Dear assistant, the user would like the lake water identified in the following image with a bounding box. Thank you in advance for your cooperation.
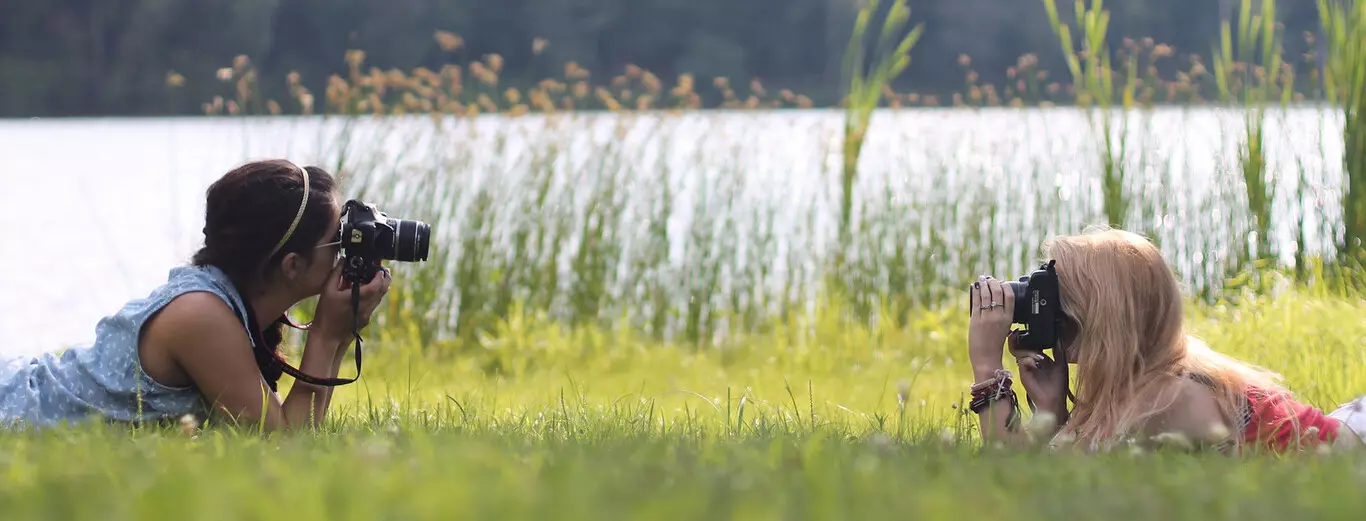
[0,107,1349,358]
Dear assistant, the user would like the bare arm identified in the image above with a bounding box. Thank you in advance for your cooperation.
[1141,378,1238,450]
[973,362,1035,446]
[144,292,344,432]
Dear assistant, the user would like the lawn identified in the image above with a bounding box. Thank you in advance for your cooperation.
[3,285,1366,520]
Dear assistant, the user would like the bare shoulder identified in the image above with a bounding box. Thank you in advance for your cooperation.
[140,291,253,387]
[144,291,247,344]
[1144,377,1232,445]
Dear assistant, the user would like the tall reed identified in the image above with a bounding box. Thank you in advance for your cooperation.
[1040,0,1138,232]
[1318,0,1366,267]
[838,0,923,279]
[179,4,1366,357]
[1212,0,1292,267]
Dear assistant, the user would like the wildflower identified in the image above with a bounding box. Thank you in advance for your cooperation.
[179,414,198,436]
[533,38,549,55]
[216,68,233,81]
[345,50,366,68]
[641,72,661,94]
[1049,430,1077,450]
[435,31,464,52]
[896,380,910,409]
[361,437,391,461]
[1150,432,1194,451]
[233,55,250,71]
[1025,411,1058,443]
[1207,422,1230,441]
[869,432,892,450]
[957,54,971,67]
[564,62,590,80]
[165,71,185,88]
[477,93,498,113]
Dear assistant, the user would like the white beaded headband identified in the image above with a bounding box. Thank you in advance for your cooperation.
[267,161,309,259]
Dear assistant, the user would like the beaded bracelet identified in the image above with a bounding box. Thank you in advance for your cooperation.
[968,369,1023,430]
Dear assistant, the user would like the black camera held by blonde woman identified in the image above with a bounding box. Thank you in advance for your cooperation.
[339,199,431,286]
[1001,260,1064,354]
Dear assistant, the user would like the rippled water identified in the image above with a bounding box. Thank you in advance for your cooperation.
[0,107,1347,357]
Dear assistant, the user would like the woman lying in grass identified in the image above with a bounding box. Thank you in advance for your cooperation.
[0,159,390,432]
[968,228,1366,453]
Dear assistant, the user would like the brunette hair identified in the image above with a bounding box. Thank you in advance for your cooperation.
[191,159,339,388]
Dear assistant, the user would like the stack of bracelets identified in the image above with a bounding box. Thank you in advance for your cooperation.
[969,368,1022,430]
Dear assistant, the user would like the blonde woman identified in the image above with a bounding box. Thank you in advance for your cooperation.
[966,228,1366,452]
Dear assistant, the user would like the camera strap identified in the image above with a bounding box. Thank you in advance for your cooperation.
[234,290,363,391]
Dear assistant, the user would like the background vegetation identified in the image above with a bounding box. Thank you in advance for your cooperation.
[0,0,1335,117]
[7,1,1366,518]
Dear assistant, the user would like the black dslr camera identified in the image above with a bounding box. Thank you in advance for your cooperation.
[339,199,431,285]
[250,200,432,390]
[1000,260,1065,355]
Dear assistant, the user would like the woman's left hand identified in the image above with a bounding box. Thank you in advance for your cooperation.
[968,275,1015,375]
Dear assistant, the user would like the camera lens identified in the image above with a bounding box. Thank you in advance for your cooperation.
[389,218,431,262]
[1006,278,1029,323]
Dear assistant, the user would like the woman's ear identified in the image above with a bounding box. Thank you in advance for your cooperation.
[279,251,306,282]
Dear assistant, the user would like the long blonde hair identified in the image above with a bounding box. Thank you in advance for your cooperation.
[1045,227,1285,449]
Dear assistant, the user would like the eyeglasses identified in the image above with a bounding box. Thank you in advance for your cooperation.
[316,229,343,265]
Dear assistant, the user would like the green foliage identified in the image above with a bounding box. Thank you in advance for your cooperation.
[7,287,1366,519]
[1318,0,1366,264]
[1040,0,1137,232]
[839,0,923,259]
[0,0,1339,117]
[1212,0,1291,267]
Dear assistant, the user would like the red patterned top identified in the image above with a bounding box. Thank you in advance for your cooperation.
[1239,387,1342,451]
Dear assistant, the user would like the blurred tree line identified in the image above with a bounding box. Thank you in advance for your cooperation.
[0,0,1329,117]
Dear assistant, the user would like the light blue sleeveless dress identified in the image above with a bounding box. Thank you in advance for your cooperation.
[0,264,251,429]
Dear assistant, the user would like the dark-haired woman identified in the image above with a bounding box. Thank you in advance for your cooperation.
[0,159,391,431]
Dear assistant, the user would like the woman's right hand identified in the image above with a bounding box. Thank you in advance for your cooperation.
[1008,331,1069,422]
[313,264,392,344]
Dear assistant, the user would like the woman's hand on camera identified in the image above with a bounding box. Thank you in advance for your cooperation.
[314,263,392,344]
[968,275,1014,378]
[1008,332,1068,420]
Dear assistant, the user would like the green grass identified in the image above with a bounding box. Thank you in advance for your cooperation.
[19,2,1366,518]
[183,0,1366,346]
[5,285,1366,519]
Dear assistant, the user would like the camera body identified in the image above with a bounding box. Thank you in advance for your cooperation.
[1002,260,1064,354]
[340,199,431,285]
